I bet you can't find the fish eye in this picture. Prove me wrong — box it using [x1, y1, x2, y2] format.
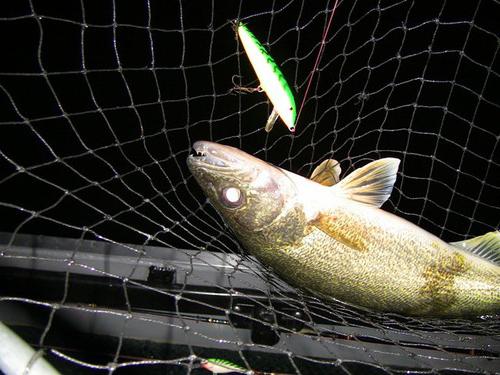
[220, 187, 244, 208]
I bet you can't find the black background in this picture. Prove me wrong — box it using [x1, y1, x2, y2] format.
[0, 0, 498, 253]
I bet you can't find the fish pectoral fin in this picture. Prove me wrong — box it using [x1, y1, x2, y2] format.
[311, 212, 368, 251]
[450, 231, 500, 266]
[310, 159, 341, 186]
[331, 158, 400, 207]
[265, 108, 279, 132]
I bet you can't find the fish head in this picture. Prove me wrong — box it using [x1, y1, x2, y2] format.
[187, 141, 293, 232]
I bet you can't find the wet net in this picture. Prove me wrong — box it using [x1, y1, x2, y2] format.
[0, 0, 499, 374]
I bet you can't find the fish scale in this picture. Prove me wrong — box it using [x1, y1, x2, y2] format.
[243, 196, 498, 315]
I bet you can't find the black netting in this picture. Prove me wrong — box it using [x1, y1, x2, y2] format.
[0, 0, 499, 374]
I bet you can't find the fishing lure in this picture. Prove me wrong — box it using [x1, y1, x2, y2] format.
[200, 358, 247, 374]
[236, 22, 296, 133]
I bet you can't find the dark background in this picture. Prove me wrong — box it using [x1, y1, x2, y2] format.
[0, 0, 498, 253]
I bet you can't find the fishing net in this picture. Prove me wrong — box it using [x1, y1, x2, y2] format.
[0, 0, 499, 374]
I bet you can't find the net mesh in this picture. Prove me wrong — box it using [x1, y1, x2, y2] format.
[0, 0, 499, 374]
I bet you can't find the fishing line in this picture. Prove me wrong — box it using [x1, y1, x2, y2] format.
[295, 0, 340, 129]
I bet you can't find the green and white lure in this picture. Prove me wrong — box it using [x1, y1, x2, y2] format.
[236, 22, 297, 133]
[200, 358, 248, 374]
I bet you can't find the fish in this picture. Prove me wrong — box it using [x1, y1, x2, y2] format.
[236, 22, 296, 133]
[187, 141, 500, 317]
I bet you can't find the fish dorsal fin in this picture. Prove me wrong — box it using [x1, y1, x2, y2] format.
[310, 159, 341, 186]
[332, 158, 400, 207]
[450, 231, 500, 266]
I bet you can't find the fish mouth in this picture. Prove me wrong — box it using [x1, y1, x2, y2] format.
[187, 141, 239, 171]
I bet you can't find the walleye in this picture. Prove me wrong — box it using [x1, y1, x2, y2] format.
[187, 141, 500, 317]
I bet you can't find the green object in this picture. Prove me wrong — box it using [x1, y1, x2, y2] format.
[201, 357, 247, 374]
[237, 22, 296, 133]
